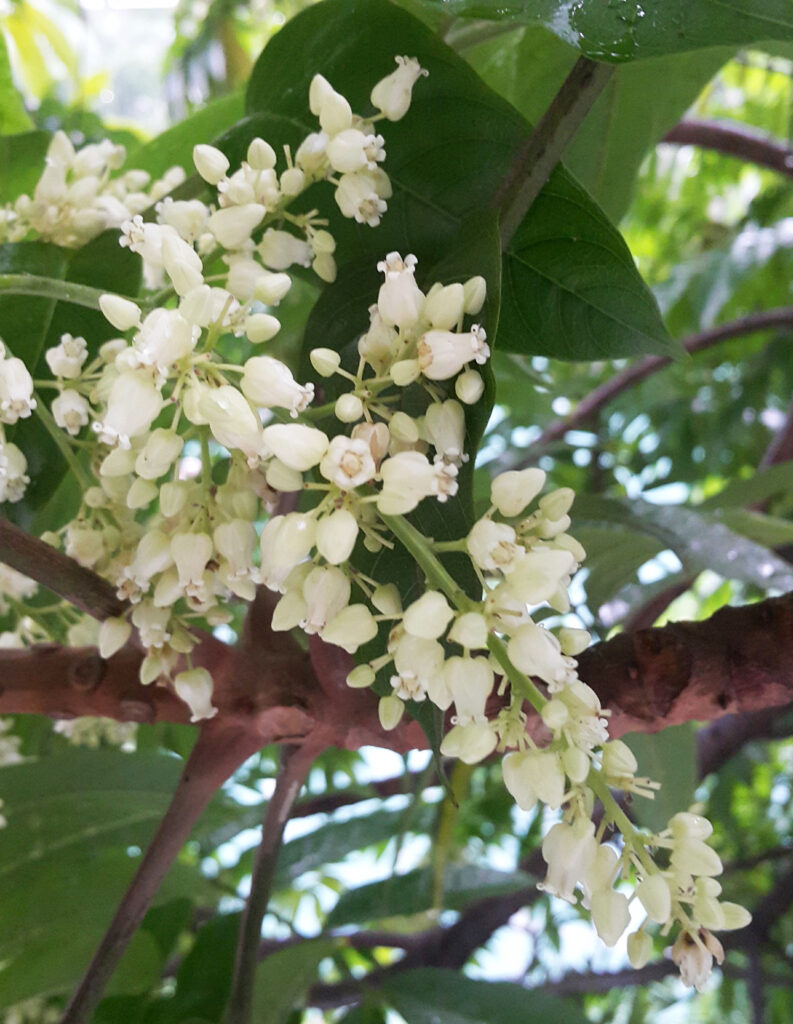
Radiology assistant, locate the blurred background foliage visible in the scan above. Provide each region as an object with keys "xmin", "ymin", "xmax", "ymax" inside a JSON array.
[{"xmin": 2, "ymin": 1, "xmax": 793, "ymax": 1022}]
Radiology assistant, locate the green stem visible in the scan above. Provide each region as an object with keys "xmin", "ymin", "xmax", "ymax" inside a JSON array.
[
  {"xmin": 33, "ymin": 395, "xmax": 93, "ymax": 491},
  {"xmin": 0, "ymin": 274, "xmax": 123, "ymax": 311},
  {"xmin": 379, "ymin": 512, "xmax": 475, "ymax": 612},
  {"xmin": 486, "ymin": 632, "xmax": 547, "ymax": 715},
  {"xmin": 587, "ymin": 770, "xmax": 657, "ymax": 876}
]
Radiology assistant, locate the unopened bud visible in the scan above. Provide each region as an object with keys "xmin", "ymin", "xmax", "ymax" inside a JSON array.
[
  {"xmin": 98, "ymin": 616, "xmax": 131, "ymax": 658},
  {"xmin": 99, "ymin": 294, "xmax": 141, "ymax": 332},
  {"xmin": 335, "ymin": 393, "xmax": 364, "ymax": 423},
  {"xmin": 347, "ymin": 664, "xmax": 375, "ymax": 688},
  {"xmin": 390, "ymin": 359, "xmax": 419, "ymax": 386},
  {"xmin": 310, "ymin": 348, "xmax": 341, "ymax": 377},
  {"xmin": 193, "ymin": 144, "xmax": 229, "ymax": 185},
  {"xmin": 491, "ymin": 467, "xmax": 546, "ymax": 518},
  {"xmin": 378, "ymin": 694, "xmax": 404, "ymax": 730},
  {"xmin": 455, "ymin": 369, "xmax": 485, "ymax": 405}
]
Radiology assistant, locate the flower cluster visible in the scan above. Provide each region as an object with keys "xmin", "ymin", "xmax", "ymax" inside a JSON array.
[{"xmin": 0, "ymin": 54, "xmax": 751, "ymax": 991}]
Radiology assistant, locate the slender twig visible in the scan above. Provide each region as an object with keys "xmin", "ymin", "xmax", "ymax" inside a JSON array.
[
  {"xmin": 0, "ymin": 518, "xmax": 125, "ymax": 621},
  {"xmin": 60, "ymin": 721, "xmax": 266, "ymax": 1024},
  {"xmin": 495, "ymin": 57, "xmax": 615, "ymax": 247},
  {"xmin": 0, "ymin": 273, "xmax": 121, "ymax": 310},
  {"xmin": 225, "ymin": 743, "xmax": 319, "ymax": 1024},
  {"xmin": 513, "ymin": 307, "xmax": 793, "ymax": 467},
  {"xmin": 663, "ymin": 119, "xmax": 793, "ymax": 180}
]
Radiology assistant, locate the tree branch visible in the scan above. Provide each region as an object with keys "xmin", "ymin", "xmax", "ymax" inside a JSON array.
[
  {"xmin": 495, "ymin": 57, "xmax": 614, "ymax": 247},
  {"xmin": 225, "ymin": 743, "xmax": 318, "ymax": 1024},
  {"xmin": 663, "ymin": 119, "xmax": 793, "ymax": 179},
  {"xmin": 60, "ymin": 719, "xmax": 268, "ymax": 1024},
  {"xmin": 0, "ymin": 518, "xmax": 125, "ymax": 620},
  {"xmin": 515, "ymin": 308, "xmax": 793, "ymax": 463}
]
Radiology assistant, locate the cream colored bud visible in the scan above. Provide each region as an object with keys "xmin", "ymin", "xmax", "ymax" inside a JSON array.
[
  {"xmin": 347, "ymin": 664, "xmax": 375, "ymax": 688},
  {"xmin": 247, "ymin": 137, "xmax": 276, "ymax": 170},
  {"xmin": 193, "ymin": 144, "xmax": 230, "ymax": 184},
  {"xmin": 174, "ymin": 667, "xmax": 218, "ymax": 722},
  {"xmin": 463, "ymin": 275, "xmax": 487, "ymax": 315},
  {"xmin": 539, "ymin": 487, "xmax": 575, "ymax": 520},
  {"xmin": 99, "ymin": 294, "xmax": 142, "ymax": 332},
  {"xmin": 312, "ymin": 252, "xmax": 337, "ymax": 282},
  {"xmin": 322, "ymin": 604, "xmax": 378, "ymax": 653},
  {"xmin": 316, "ymin": 508, "xmax": 358, "ymax": 564},
  {"xmin": 255, "ymin": 272, "xmax": 292, "ymax": 305},
  {"xmin": 557, "ymin": 627, "xmax": 590, "ymax": 656},
  {"xmin": 403, "ymin": 591, "xmax": 454, "ymax": 639},
  {"xmin": 562, "ymin": 745, "xmax": 591, "ymax": 784},
  {"xmin": 262, "ymin": 424, "xmax": 328, "ymax": 471},
  {"xmin": 372, "ymin": 583, "xmax": 401, "ymax": 616},
  {"xmin": 602, "ymin": 739, "xmax": 639, "ymax": 779},
  {"xmin": 208, "ymin": 204, "xmax": 265, "ymax": 249},
  {"xmin": 135, "ymin": 429, "xmax": 183, "ymax": 480},
  {"xmin": 379, "ymin": 694, "xmax": 404, "ymax": 731},
  {"xmin": 98, "ymin": 616, "xmax": 132, "ymax": 658},
  {"xmin": 390, "ymin": 359, "xmax": 420, "ymax": 386},
  {"xmin": 159, "ymin": 481, "xmax": 188, "ymax": 518},
  {"xmin": 637, "ymin": 873, "xmax": 672, "ymax": 924},
  {"xmin": 280, "ymin": 166, "xmax": 306, "ymax": 196},
  {"xmin": 127, "ymin": 476, "xmax": 158, "ymax": 510},
  {"xmin": 491, "ymin": 467, "xmax": 546, "ymax": 518},
  {"xmin": 627, "ymin": 930, "xmax": 653, "ymax": 969},
  {"xmin": 448, "ymin": 612, "xmax": 488, "ymax": 650},
  {"xmin": 389, "ymin": 411, "xmax": 419, "ymax": 443},
  {"xmin": 423, "ymin": 282, "xmax": 464, "ymax": 330},
  {"xmin": 455, "ymin": 369, "xmax": 485, "ymax": 405},
  {"xmin": 335, "ymin": 393, "xmax": 364, "ymax": 423},
  {"xmin": 245, "ymin": 313, "xmax": 281, "ymax": 343},
  {"xmin": 541, "ymin": 698, "xmax": 569, "ymax": 731},
  {"xmin": 265, "ymin": 458, "xmax": 303, "ymax": 492},
  {"xmin": 591, "ymin": 890, "xmax": 630, "ymax": 948},
  {"xmin": 310, "ymin": 348, "xmax": 341, "ymax": 377}
]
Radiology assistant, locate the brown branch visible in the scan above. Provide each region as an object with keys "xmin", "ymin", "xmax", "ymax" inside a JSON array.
[
  {"xmin": 496, "ymin": 57, "xmax": 614, "ymax": 246},
  {"xmin": 61, "ymin": 719, "xmax": 269, "ymax": 1024},
  {"xmin": 663, "ymin": 120, "xmax": 793, "ymax": 179},
  {"xmin": 698, "ymin": 704, "xmax": 793, "ymax": 778},
  {"xmin": 0, "ymin": 518, "xmax": 125, "ymax": 620},
  {"xmin": 517, "ymin": 308, "xmax": 793, "ymax": 464},
  {"xmin": 225, "ymin": 743, "xmax": 318, "ymax": 1024}
]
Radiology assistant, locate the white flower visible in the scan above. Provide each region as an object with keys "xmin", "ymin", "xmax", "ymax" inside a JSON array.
[
  {"xmin": 171, "ymin": 532, "xmax": 214, "ymax": 603},
  {"xmin": 134, "ymin": 429, "xmax": 183, "ymax": 480},
  {"xmin": 538, "ymin": 819, "xmax": 598, "ymax": 903},
  {"xmin": 0, "ymin": 442, "xmax": 29, "ymax": 503},
  {"xmin": 423, "ymin": 282, "xmax": 465, "ymax": 330},
  {"xmin": 207, "ymin": 204, "xmax": 265, "ymax": 249},
  {"xmin": 491, "ymin": 467, "xmax": 546, "ymax": 518},
  {"xmin": 0, "ymin": 357, "xmax": 36, "ymax": 424},
  {"xmin": 199, "ymin": 384, "xmax": 265, "ymax": 463},
  {"xmin": 319, "ymin": 435, "xmax": 376, "ymax": 489},
  {"xmin": 377, "ymin": 451, "xmax": 437, "ymax": 514},
  {"xmin": 263, "ymin": 423, "xmax": 329, "ymax": 471},
  {"xmin": 503, "ymin": 546, "xmax": 576, "ymax": 605},
  {"xmin": 424, "ymin": 400, "xmax": 466, "ymax": 465},
  {"xmin": 376, "ymin": 252, "xmax": 424, "ymax": 328},
  {"xmin": 241, "ymin": 356, "xmax": 314, "ymax": 416},
  {"xmin": 133, "ymin": 308, "xmax": 197, "ymax": 371},
  {"xmin": 467, "ymin": 519, "xmax": 521, "ymax": 572},
  {"xmin": 335, "ymin": 169, "xmax": 392, "ymax": 227},
  {"xmin": 591, "ymin": 889, "xmax": 631, "ymax": 947},
  {"xmin": 93, "ymin": 371, "xmax": 163, "ymax": 448},
  {"xmin": 259, "ymin": 229, "xmax": 312, "ymax": 271},
  {"xmin": 322, "ymin": 604, "xmax": 378, "ymax": 653},
  {"xmin": 502, "ymin": 748, "xmax": 566, "ymax": 811},
  {"xmin": 46, "ymin": 333, "xmax": 88, "ymax": 379},
  {"xmin": 316, "ymin": 508, "xmax": 359, "ymax": 564},
  {"xmin": 173, "ymin": 667, "xmax": 218, "ymax": 722},
  {"xmin": 370, "ymin": 56, "xmax": 428, "ymax": 121},
  {"xmin": 326, "ymin": 129, "xmax": 385, "ymax": 174},
  {"xmin": 403, "ymin": 591, "xmax": 454, "ymax": 640},
  {"xmin": 440, "ymin": 720, "xmax": 497, "ymax": 764},
  {"xmin": 131, "ymin": 601, "xmax": 172, "ymax": 650},
  {"xmin": 52, "ymin": 390, "xmax": 90, "ymax": 435},
  {"xmin": 636, "ymin": 873, "xmax": 672, "ymax": 925},
  {"xmin": 418, "ymin": 325, "xmax": 489, "ymax": 380},
  {"xmin": 445, "ymin": 655, "xmax": 493, "ymax": 723},
  {"xmin": 302, "ymin": 565, "xmax": 351, "ymax": 634}
]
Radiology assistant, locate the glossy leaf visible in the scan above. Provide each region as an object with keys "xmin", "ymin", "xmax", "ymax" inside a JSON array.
[
  {"xmin": 246, "ymin": 0, "xmax": 672, "ymax": 360},
  {"xmin": 0, "ymin": 32, "xmax": 31, "ymax": 134},
  {"xmin": 624, "ymin": 724, "xmax": 698, "ymax": 833},
  {"xmin": 326, "ymin": 864, "xmax": 532, "ymax": 927},
  {"xmin": 381, "ymin": 968, "xmax": 587, "ymax": 1023},
  {"xmin": 252, "ymin": 940, "xmax": 336, "ymax": 1023},
  {"xmin": 435, "ymin": 0, "xmax": 793, "ymax": 60}
]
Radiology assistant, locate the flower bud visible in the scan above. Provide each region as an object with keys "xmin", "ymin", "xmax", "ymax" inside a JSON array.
[
  {"xmin": 310, "ymin": 348, "xmax": 341, "ymax": 377},
  {"xmin": 389, "ymin": 411, "xmax": 419, "ymax": 443},
  {"xmin": 448, "ymin": 612, "xmax": 488, "ymax": 650},
  {"xmin": 263, "ymin": 424, "xmax": 329, "ymax": 471},
  {"xmin": 370, "ymin": 56, "xmax": 428, "ymax": 121},
  {"xmin": 246, "ymin": 313, "xmax": 281, "ymax": 343},
  {"xmin": 322, "ymin": 604, "xmax": 378, "ymax": 653},
  {"xmin": 208, "ymin": 204, "xmax": 265, "ymax": 249},
  {"xmin": 403, "ymin": 591, "xmax": 454, "ymax": 640},
  {"xmin": 271, "ymin": 590, "xmax": 307, "ymax": 631},
  {"xmin": 557, "ymin": 626, "xmax": 590, "ymax": 656},
  {"xmin": 602, "ymin": 739, "xmax": 639, "ymax": 779},
  {"xmin": 135, "ymin": 429, "xmax": 183, "ymax": 480},
  {"xmin": 455, "ymin": 369, "xmax": 485, "ymax": 405},
  {"xmin": 440, "ymin": 721, "xmax": 497, "ymax": 764},
  {"xmin": 159, "ymin": 481, "xmax": 188, "ymax": 518},
  {"xmin": 562, "ymin": 745, "xmax": 591, "ymax": 784},
  {"xmin": 127, "ymin": 476, "xmax": 158, "ymax": 510},
  {"xmin": 242, "ymin": 356, "xmax": 314, "ymax": 416},
  {"xmin": 445, "ymin": 656, "xmax": 493, "ymax": 723},
  {"xmin": 637, "ymin": 873, "xmax": 672, "ymax": 924},
  {"xmin": 390, "ymin": 359, "xmax": 420, "ymax": 386},
  {"xmin": 280, "ymin": 167, "xmax": 306, "ymax": 196},
  {"xmin": 347, "ymin": 664, "xmax": 375, "ymax": 688},
  {"xmin": 265, "ymin": 458, "xmax": 303, "ymax": 493},
  {"xmin": 99, "ymin": 293, "xmax": 142, "ymax": 331},
  {"xmin": 463, "ymin": 275, "xmax": 487, "ymax": 315},
  {"xmin": 247, "ymin": 137, "xmax": 276, "ymax": 170},
  {"xmin": 379, "ymin": 694, "xmax": 404, "ymax": 731},
  {"xmin": 316, "ymin": 508, "xmax": 358, "ymax": 564},
  {"xmin": 539, "ymin": 487, "xmax": 575, "ymax": 521},
  {"xmin": 173, "ymin": 667, "xmax": 218, "ymax": 722},
  {"xmin": 423, "ymin": 282, "xmax": 464, "ymax": 329},
  {"xmin": 193, "ymin": 144, "xmax": 229, "ymax": 185},
  {"xmin": 627, "ymin": 930, "xmax": 653, "ymax": 969},
  {"xmin": 591, "ymin": 890, "xmax": 630, "ymax": 947},
  {"xmin": 491, "ymin": 467, "xmax": 546, "ymax": 518},
  {"xmin": 541, "ymin": 698, "xmax": 569, "ymax": 731},
  {"xmin": 372, "ymin": 583, "xmax": 402, "ymax": 616},
  {"xmin": 335, "ymin": 393, "xmax": 364, "ymax": 423},
  {"xmin": 98, "ymin": 616, "xmax": 132, "ymax": 658}
]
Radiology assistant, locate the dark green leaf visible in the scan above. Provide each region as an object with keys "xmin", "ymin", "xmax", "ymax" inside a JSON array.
[
  {"xmin": 623, "ymin": 724, "xmax": 698, "ymax": 833},
  {"xmin": 158, "ymin": 913, "xmax": 241, "ymax": 1024},
  {"xmin": 246, "ymin": 0, "xmax": 672, "ymax": 360},
  {"xmin": 252, "ymin": 940, "xmax": 336, "ymax": 1024},
  {"xmin": 0, "ymin": 130, "xmax": 50, "ymax": 203},
  {"xmin": 381, "ymin": 968, "xmax": 587, "ymax": 1023},
  {"xmin": 435, "ymin": 0, "xmax": 793, "ymax": 60},
  {"xmin": 698, "ymin": 461, "xmax": 793, "ymax": 511},
  {"xmin": 327, "ymin": 865, "xmax": 532, "ymax": 927}
]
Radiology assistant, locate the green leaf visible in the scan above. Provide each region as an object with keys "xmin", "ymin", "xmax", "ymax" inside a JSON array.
[
  {"xmin": 623, "ymin": 724, "xmax": 698, "ymax": 833},
  {"xmin": 381, "ymin": 968, "xmax": 587, "ymax": 1023},
  {"xmin": 574, "ymin": 524, "xmax": 664, "ymax": 613},
  {"xmin": 471, "ymin": 27, "xmax": 732, "ymax": 221},
  {"xmin": 435, "ymin": 0, "xmax": 793, "ymax": 60},
  {"xmin": 252, "ymin": 940, "xmax": 336, "ymax": 1024},
  {"xmin": 158, "ymin": 913, "xmax": 241, "ymax": 1023},
  {"xmin": 326, "ymin": 865, "xmax": 532, "ymax": 927},
  {"xmin": 0, "ymin": 750, "xmax": 210, "ymax": 1008},
  {"xmin": 128, "ymin": 89, "xmax": 245, "ymax": 179},
  {"xmin": 0, "ymin": 129, "xmax": 50, "ymax": 203},
  {"xmin": 245, "ymin": 0, "xmax": 672, "ymax": 361},
  {"xmin": 698, "ymin": 461, "xmax": 793, "ymax": 511},
  {"xmin": 0, "ymin": 32, "xmax": 32, "ymax": 133}
]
